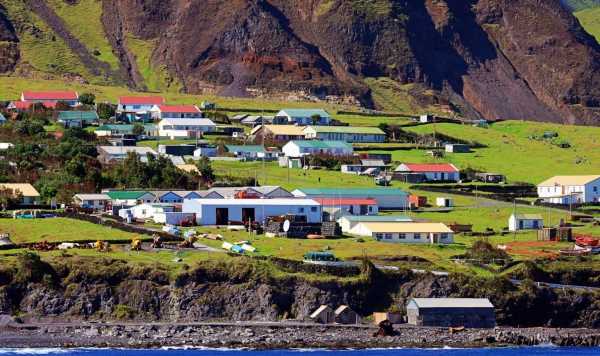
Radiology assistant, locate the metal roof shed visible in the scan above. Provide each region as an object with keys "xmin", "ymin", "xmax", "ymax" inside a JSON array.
[{"xmin": 406, "ymin": 298, "xmax": 496, "ymax": 328}]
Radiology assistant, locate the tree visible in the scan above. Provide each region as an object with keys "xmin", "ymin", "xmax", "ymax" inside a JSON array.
[
  {"xmin": 0, "ymin": 187, "xmax": 21, "ymax": 210},
  {"xmin": 195, "ymin": 156, "xmax": 215, "ymax": 183},
  {"xmin": 97, "ymin": 102, "xmax": 116, "ymax": 120},
  {"xmin": 132, "ymin": 122, "xmax": 145, "ymax": 136},
  {"xmin": 55, "ymin": 101, "xmax": 71, "ymax": 111},
  {"xmin": 79, "ymin": 92, "xmax": 96, "ymax": 106}
]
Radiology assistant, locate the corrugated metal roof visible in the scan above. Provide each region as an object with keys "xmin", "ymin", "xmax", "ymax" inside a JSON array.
[
  {"xmin": 295, "ymin": 188, "xmax": 408, "ymax": 196},
  {"xmin": 0, "ymin": 183, "xmax": 40, "ymax": 197},
  {"xmin": 314, "ymin": 198, "xmax": 377, "ymax": 206},
  {"xmin": 538, "ymin": 175, "xmax": 600, "ymax": 187},
  {"xmin": 186, "ymin": 198, "xmax": 320, "ymax": 206},
  {"xmin": 57, "ymin": 111, "xmax": 98, "ymax": 121},
  {"xmin": 159, "ymin": 118, "xmax": 215, "ymax": 126},
  {"xmin": 252, "ymin": 125, "xmax": 306, "ymax": 136},
  {"xmin": 225, "ymin": 145, "xmax": 265, "ymax": 153},
  {"xmin": 98, "ymin": 146, "xmax": 157, "ymax": 155},
  {"xmin": 306, "ymin": 126, "xmax": 384, "ymax": 134},
  {"xmin": 278, "ymin": 109, "xmax": 331, "ymax": 118},
  {"xmin": 119, "ymin": 96, "xmax": 164, "ymax": 105},
  {"xmin": 513, "ymin": 213, "xmax": 543, "ymax": 220},
  {"xmin": 359, "ymin": 222, "xmax": 453, "ymax": 233},
  {"xmin": 408, "ymin": 298, "xmax": 494, "ymax": 309},
  {"xmin": 290, "ymin": 140, "xmax": 353, "ymax": 149},
  {"xmin": 22, "ymin": 91, "xmax": 78, "ymax": 100},
  {"xmin": 339, "ymin": 215, "xmax": 412, "ymax": 222},
  {"xmin": 106, "ymin": 191, "xmax": 152, "ymax": 200},
  {"xmin": 74, "ymin": 193, "xmax": 110, "ymax": 200}
]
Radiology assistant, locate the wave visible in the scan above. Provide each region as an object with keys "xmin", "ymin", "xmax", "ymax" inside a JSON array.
[{"xmin": 0, "ymin": 349, "xmax": 70, "ymax": 355}]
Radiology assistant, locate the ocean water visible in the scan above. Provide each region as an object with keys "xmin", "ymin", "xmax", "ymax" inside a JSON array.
[{"xmin": 0, "ymin": 348, "xmax": 600, "ymax": 356}]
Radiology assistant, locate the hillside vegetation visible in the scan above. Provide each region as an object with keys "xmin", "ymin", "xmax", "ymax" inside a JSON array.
[
  {"xmin": 562, "ymin": 0, "xmax": 600, "ymax": 11},
  {"xmin": 575, "ymin": 7, "xmax": 600, "ymax": 41}
]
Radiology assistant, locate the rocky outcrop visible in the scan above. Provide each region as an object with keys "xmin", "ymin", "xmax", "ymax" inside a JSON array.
[{"xmin": 0, "ymin": 4, "xmax": 19, "ymax": 74}]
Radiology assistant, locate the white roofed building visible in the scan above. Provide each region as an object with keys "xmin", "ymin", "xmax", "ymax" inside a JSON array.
[
  {"xmin": 537, "ymin": 175, "xmax": 600, "ymax": 204},
  {"xmin": 158, "ymin": 118, "xmax": 217, "ymax": 139}
]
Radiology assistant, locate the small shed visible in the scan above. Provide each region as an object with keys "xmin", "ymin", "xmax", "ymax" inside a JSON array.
[
  {"xmin": 310, "ymin": 305, "xmax": 335, "ymax": 324},
  {"xmin": 445, "ymin": 144, "xmax": 470, "ymax": 153},
  {"xmin": 409, "ymin": 195, "xmax": 427, "ymax": 209},
  {"xmin": 334, "ymin": 305, "xmax": 360, "ymax": 324},
  {"xmin": 419, "ymin": 114, "xmax": 433, "ymax": 123},
  {"xmin": 436, "ymin": 197, "xmax": 454, "ymax": 207},
  {"xmin": 475, "ymin": 173, "xmax": 505, "ymax": 184},
  {"xmin": 508, "ymin": 213, "xmax": 543, "ymax": 232},
  {"xmin": 406, "ymin": 298, "xmax": 496, "ymax": 328}
]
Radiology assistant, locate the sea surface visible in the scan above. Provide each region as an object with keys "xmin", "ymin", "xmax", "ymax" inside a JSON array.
[{"xmin": 1, "ymin": 348, "xmax": 600, "ymax": 356}]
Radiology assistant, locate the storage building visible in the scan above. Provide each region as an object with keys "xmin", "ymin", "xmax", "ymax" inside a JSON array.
[
  {"xmin": 508, "ymin": 213, "xmax": 543, "ymax": 232},
  {"xmin": 337, "ymin": 215, "xmax": 412, "ymax": 233},
  {"xmin": 292, "ymin": 188, "xmax": 409, "ymax": 210},
  {"xmin": 349, "ymin": 222, "xmax": 454, "ymax": 244},
  {"xmin": 315, "ymin": 198, "xmax": 378, "ymax": 221},
  {"xmin": 406, "ymin": 298, "xmax": 496, "ymax": 328}
]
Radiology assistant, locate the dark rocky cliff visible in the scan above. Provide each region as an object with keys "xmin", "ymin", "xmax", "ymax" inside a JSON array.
[{"xmin": 2, "ymin": 0, "xmax": 600, "ymax": 124}]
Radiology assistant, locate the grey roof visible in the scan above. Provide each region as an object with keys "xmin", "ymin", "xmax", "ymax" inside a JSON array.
[
  {"xmin": 408, "ymin": 298, "xmax": 494, "ymax": 309},
  {"xmin": 98, "ymin": 146, "xmax": 157, "ymax": 156},
  {"xmin": 339, "ymin": 215, "xmax": 412, "ymax": 223},
  {"xmin": 360, "ymin": 159, "xmax": 387, "ymax": 167},
  {"xmin": 74, "ymin": 193, "xmax": 111, "ymax": 200},
  {"xmin": 206, "ymin": 186, "xmax": 289, "ymax": 198}
]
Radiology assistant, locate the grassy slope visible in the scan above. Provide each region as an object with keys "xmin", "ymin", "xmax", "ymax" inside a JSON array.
[
  {"xmin": 575, "ymin": 7, "xmax": 600, "ymax": 41},
  {"xmin": 45, "ymin": 0, "xmax": 120, "ymax": 71},
  {"xmin": 385, "ymin": 121, "xmax": 600, "ymax": 184},
  {"xmin": 2, "ymin": 0, "xmax": 90, "ymax": 78},
  {"xmin": 562, "ymin": 0, "xmax": 600, "ymax": 11}
]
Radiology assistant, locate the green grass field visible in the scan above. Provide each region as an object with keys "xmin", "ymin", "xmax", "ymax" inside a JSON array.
[{"xmin": 575, "ymin": 6, "xmax": 600, "ymax": 41}]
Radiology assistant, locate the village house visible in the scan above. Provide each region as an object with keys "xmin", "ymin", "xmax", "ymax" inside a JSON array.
[
  {"xmin": 293, "ymin": 188, "xmax": 409, "ymax": 210},
  {"xmin": 97, "ymin": 146, "xmax": 157, "ymax": 163},
  {"xmin": 204, "ymin": 186, "xmax": 293, "ymax": 199},
  {"xmin": 476, "ymin": 172, "xmax": 505, "ymax": 184},
  {"xmin": 349, "ymin": 222, "xmax": 454, "ymax": 244},
  {"xmin": 117, "ymin": 96, "xmax": 164, "ymax": 122},
  {"xmin": 274, "ymin": 109, "xmax": 331, "ymax": 125},
  {"xmin": 56, "ymin": 111, "xmax": 99, "ymax": 128},
  {"xmin": 158, "ymin": 144, "xmax": 197, "ymax": 157},
  {"xmin": 0, "ymin": 183, "xmax": 40, "ymax": 205},
  {"xmin": 337, "ymin": 215, "xmax": 412, "ymax": 234},
  {"xmin": 225, "ymin": 145, "xmax": 269, "ymax": 160},
  {"xmin": 0, "ymin": 143, "xmax": 14, "ymax": 151},
  {"xmin": 182, "ymin": 198, "xmax": 322, "ymax": 225},
  {"xmin": 406, "ymin": 298, "xmax": 496, "ymax": 328},
  {"xmin": 72, "ymin": 193, "xmax": 111, "ymax": 210},
  {"xmin": 508, "ymin": 213, "xmax": 543, "ymax": 232},
  {"xmin": 18, "ymin": 91, "xmax": 79, "ymax": 107},
  {"xmin": 282, "ymin": 140, "xmax": 353, "ymax": 157},
  {"xmin": 150, "ymin": 191, "xmax": 186, "ymax": 204},
  {"xmin": 394, "ymin": 163, "xmax": 460, "ymax": 183},
  {"xmin": 157, "ymin": 118, "xmax": 216, "ymax": 139},
  {"xmin": 241, "ymin": 115, "xmax": 274, "ymax": 127},
  {"xmin": 315, "ymin": 198, "xmax": 378, "ymax": 221},
  {"xmin": 303, "ymin": 126, "xmax": 386, "ymax": 143},
  {"xmin": 150, "ymin": 104, "xmax": 204, "ymax": 120},
  {"xmin": 444, "ymin": 143, "xmax": 470, "ymax": 153},
  {"xmin": 341, "ymin": 159, "xmax": 388, "ymax": 175},
  {"xmin": 105, "ymin": 190, "xmax": 156, "ymax": 207},
  {"xmin": 251, "ymin": 125, "xmax": 306, "ymax": 141},
  {"xmin": 94, "ymin": 124, "xmax": 157, "ymax": 137},
  {"xmin": 537, "ymin": 175, "xmax": 600, "ymax": 204},
  {"xmin": 119, "ymin": 203, "xmax": 177, "ymax": 221}
]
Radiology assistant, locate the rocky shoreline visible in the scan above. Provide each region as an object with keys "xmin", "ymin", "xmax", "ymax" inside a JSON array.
[{"xmin": 1, "ymin": 322, "xmax": 600, "ymax": 349}]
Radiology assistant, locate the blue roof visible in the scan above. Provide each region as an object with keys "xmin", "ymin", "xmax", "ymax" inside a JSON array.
[
  {"xmin": 290, "ymin": 140, "xmax": 352, "ymax": 150},
  {"xmin": 279, "ymin": 109, "xmax": 331, "ymax": 118}
]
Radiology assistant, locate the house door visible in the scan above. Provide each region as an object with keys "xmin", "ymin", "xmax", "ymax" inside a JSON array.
[
  {"xmin": 532, "ymin": 220, "xmax": 539, "ymax": 229},
  {"xmin": 242, "ymin": 208, "xmax": 255, "ymax": 224},
  {"xmin": 216, "ymin": 208, "xmax": 229, "ymax": 225},
  {"xmin": 432, "ymin": 234, "xmax": 439, "ymax": 244},
  {"xmin": 359, "ymin": 205, "xmax": 368, "ymax": 215},
  {"xmin": 519, "ymin": 221, "xmax": 524, "ymax": 230}
]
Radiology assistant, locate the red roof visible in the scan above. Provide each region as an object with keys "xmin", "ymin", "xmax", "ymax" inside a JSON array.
[
  {"xmin": 119, "ymin": 96, "xmax": 164, "ymax": 105},
  {"xmin": 402, "ymin": 163, "xmax": 458, "ymax": 173},
  {"xmin": 314, "ymin": 198, "xmax": 378, "ymax": 206},
  {"xmin": 22, "ymin": 91, "xmax": 78, "ymax": 101},
  {"xmin": 157, "ymin": 105, "xmax": 200, "ymax": 113},
  {"xmin": 10, "ymin": 101, "xmax": 58, "ymax": 110}
]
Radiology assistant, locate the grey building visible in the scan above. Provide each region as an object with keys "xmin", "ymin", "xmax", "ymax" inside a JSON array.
[{"xmin": 406, "ymin": 298, "xmax": 496, "ymax": 328}]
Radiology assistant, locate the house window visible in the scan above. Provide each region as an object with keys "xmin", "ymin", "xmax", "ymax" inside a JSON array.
[
  {"xmin": 414, "ymin": 233, "xmax": 421, "ymax": 240},
  {"xmin": 375, "ymin": 233, "xmax": 383, "ymax": 240},
  {"xmin": 384, "ymin": 233, "xmax": 392, "ymax": 240},
  {"xmin": 299, "ymin": 207, "xmax": 305, "ymax": 213},
  {"xmin": 399, "ymin": 233, "xmax": 406, "ymax": 239},
  {"xmin": 368, "ymin": 206, "xmax": 373, "ymax": 212},
  {"xmin": 441, "ymin": 233, "xmax": 448, "ymax": 240},
  {"xmin": 310, "ymin": 206, "xmax": 318, "ymax": 212},
  {"xmin": 594, "ymin": 186, "xmax": 598, "ymax": 192}
]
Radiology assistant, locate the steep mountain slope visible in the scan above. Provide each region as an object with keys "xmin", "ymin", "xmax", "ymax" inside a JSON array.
[{"xmin": 1, "ymin": 0, "xmax": 599, "ymax": 125}]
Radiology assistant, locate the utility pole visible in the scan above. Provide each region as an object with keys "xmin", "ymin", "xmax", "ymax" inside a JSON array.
[{"xmin": 513, "ymin": 199, "xmax": 517, "ymax": 241}]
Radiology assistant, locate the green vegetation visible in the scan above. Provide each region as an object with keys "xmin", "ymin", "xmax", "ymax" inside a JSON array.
[
  {"xmin": 2, "ymin": 0, "xmax": 90, "ymax": 79},
  {"xmin": 563, "ymin": 0, "xmax": 600, "ymax": 11},
  {"xmin": 575, "ymin": 6, "xmax": 600, "ymax": 41},
  {"xmin": 0, "ymin": 218, "xmax": 141, "ymax": 244},
  {"xmin": 46, "ymin": 0, "xmax": 120, "ymax": 71},
  {"xmin": 350, "ymin": 0, "xmax": 393, "ymax": 21}
]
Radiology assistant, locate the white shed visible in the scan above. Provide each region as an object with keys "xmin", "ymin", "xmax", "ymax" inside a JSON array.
[{"xmin": 508, "ymin": 213, "xmax": 543, "ymax": 232}]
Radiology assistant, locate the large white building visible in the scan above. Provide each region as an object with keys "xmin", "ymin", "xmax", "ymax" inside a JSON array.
[
  {"xmin": 117, "ymin": 96, "xmax": 164, "ymax": 122},
  {"xmin": 274, "ymin": 109, "xmax": 331, "ymax": 125},
  {"xmin": 349, "ymin": 222, "xmax": 454, "ymax": 244},
  {"xmin": 282, "ymin": 140, "xmax": 353, "ymax": 157},
  {"xmin": 157, "ymin": 118, "xmax": 216, "ymax": 139},
  {"xmin": 292, "ymin": 188, "xmax": 409, "ymax": 210},
  {"xmin": 151, "ymin": 104, "xmax": 204, "ymax": 120},
  {"xmin": 537, "ymin": 175, "xmax": 600, "ymax": 204},
  {"xmin": 182, "ymin": 198, "xmax": 322, "ymax": 225}
]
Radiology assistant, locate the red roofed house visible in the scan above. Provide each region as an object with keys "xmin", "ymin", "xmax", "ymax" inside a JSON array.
[
  {"xmin": 9, "ymin": 91, "xmax": 79, "ymax": 111},
  {"xmin": 117, "ymin": 96, "xmax": 165, "ymax": 123},
  {"xmin": 394, "ymin": 163, "xmax": 460, "ymax": 183},
  {"xmin": 150, "ymin": 104, "xmax": 203, "ymax": 120},
  {"xmin": 314, "ymin": 197, "xmax": 378, "ymax": 220}
]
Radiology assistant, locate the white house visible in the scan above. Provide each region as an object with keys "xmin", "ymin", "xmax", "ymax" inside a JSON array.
[
  {"xmin": 104, "ymin": 191, "xmax": 157, "ymax": 206},
  {"xmin": 292, "ymin": 188, "xmax": 409, "ymax": 210},
  {"xmin": 282, "ymin": 140, "xmax": 353, "ymax": 157},
  {"xmin": 394, "ymin": 163, "xmax": 460, "ymax": 182},
  {"xmin": 508, "ymin": 214, "xmax": 543, "ymax": 232},
  {"xmin": 97, "ymin": 146, "xmax": 157, "ymax": 163},
  {"xmin": 337, "ymin": 215, "xmax": 413, "ymax": 233},
  {"xmin": 157, "ymin": 118, "xmax": 216, "ymax": 139},
  {"xmin": 349, "ymin": 222, "xmax": 454, "ymax": 244},
  {"xmin": 117, "ymin": 96, "xmax": 164, "ymax": 122},
  {"xmin": 73, "ymin": 193, "xmax": 111, "ymax": 210},
  {"xmin": 119, "ymin": 203, "xmax": 177, "ymax": 221},
  {"xmin": 151, "ymin": 104, "xmax": 203, "ymax": 120},
  {"xmin": 274, "ymin": 109, "xmax": 331, "ymax": 125},
  {"xmin": 182, "ymin": 198, "xmax": 322, "ymax": 225},
  {"xmin": 537, "ymin": 175, "xmax": 600, "ymax": 204},
  {"xmin": 315, "ymin": 198, "xmax": 378, "ymax": 221},
  {"xmin": 303, "ymin": 126, "xmax": 386, "ymax": 143}
]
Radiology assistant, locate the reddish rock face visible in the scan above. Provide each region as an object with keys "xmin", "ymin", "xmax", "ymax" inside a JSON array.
[{"xmin": 3, "ymin": 0, "xmax": 600, "ymax": 125}]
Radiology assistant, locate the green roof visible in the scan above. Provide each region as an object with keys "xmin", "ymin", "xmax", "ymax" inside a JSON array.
[
  {"xmin": 226, "ymin": 145, "xmax": 266, "ymax": 153},
  {"xmin": 297, "ymin": 188, "xmax": 408, "ymax": 196},
  {"xmin": 106, "ymin": 191, "xmax": 152, "ymax": 200},
  {"xmin": 291, "ymin": 140, "xmax": 353, "ymax": 149},
  {"xmin": 57, "ymin": 111, "xmax": 99, "ymax": 122},
  {"xmin": 308, "ymin": 126, "xmax": 385, "ymax": 135},
  {"xmin": 279, "ymin": 109, "xmax": 331, "ymax": 118}
]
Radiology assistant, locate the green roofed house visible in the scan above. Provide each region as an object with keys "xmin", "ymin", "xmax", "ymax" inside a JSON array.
[
  {"xmin": 282, "ymin": 140, "xmax": 353, "ymax": 157},
  {"xmin": 303, "ymin": 126, "xmax": 386, "ymax": 143},
  {"xmin": 95, "ymin": 124, "xmax": 157, "ymax": 137},
  {"xmin": 275, "ymin": 109, "xmax": 331, "ymax": 125},
  {"xmin": 105, "ymin": 190, "xmax": 156, "ymax": 206},
  {"xmin": 292, "ymin": 187, "xmax": 409, "ymax": 209},
  {"xmin": 56, "ymin": 111, "xmax": 99, "ymax": 128}
]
